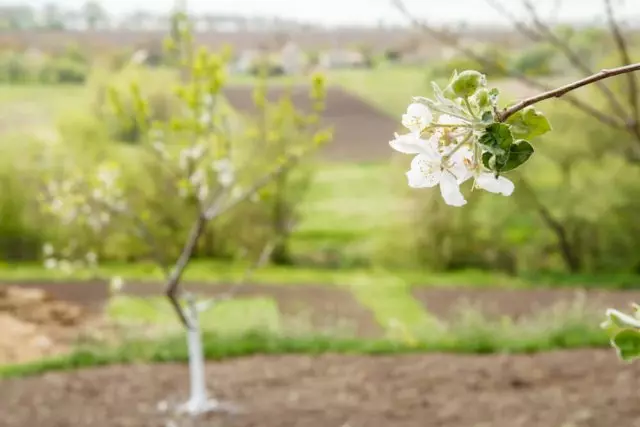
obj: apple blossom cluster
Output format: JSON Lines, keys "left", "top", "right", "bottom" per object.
{"left": 389, "top": 70, "right": 549, "bottom": 207}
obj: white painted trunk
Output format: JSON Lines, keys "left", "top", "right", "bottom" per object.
{"left": 177, "top": 298, "right": 219, "bottom": 416}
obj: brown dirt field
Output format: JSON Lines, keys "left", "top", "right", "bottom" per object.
{"left": 2, "top": 350, "right": 639, "bottom": 427}
{"left": 0, "top": 286, "right": 104, "bottom": 365}
{"left": 223, "top": 85, "right": 400, "bottom": 162}
{"left": 0, "top": 281, "right": 382, "bottom": 338}
{"left": 412, "top": 287, "right": 640, "bottom": 320}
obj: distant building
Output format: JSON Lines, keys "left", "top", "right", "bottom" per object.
{"left": 279, "top": 41, "right": 306, "bottom": 75}
{"left": 318, "top": 49, "right": 368, "bottom": 69}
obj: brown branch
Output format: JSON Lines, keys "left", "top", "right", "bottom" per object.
{"left": 497, "top": 62, "right": 640, "bottom": 122}
{"left": 390, "top": 0, "right": 627, "bottom": 131}
{"left": 204, "top": 149, "right": 308, "bottom": 220}
{"left": 482, "top": 0, "right": 543, "bottom": 42}
{"left": 522, "top": 0, "right": 629, "bottom": 119}
{"left": 165, "top": 213, "right": 207, "bottom": 329}
{"left": 604, "top": 0, "right": 640, "bottom": 130}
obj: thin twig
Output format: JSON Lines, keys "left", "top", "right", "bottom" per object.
{"left": 482, "top": 0, "right": 543, "bottom": 41}
{"left": 522, "top": 0, "right": 628, "bottom": 119}
{"left": 497, "top": 62, "right": 640, "bottom": 121}
{"left": 604, "top": 0, "right": 640, "bottom": 131}
{"left": 390, "top": 0, "right": 628, "bottom": 131}
{"left": 204, "top": 149, "right": 307, "bottom": 220}
{"left": 213, "top": 239, "right": 277, "bottom": 304}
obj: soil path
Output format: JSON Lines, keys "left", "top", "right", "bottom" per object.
{"left": 2, "top": 350, "right": 638, "bottom": 427}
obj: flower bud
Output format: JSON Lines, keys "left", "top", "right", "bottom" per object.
{"left": 451, "top": 70, "right": 486, "bottom": 98}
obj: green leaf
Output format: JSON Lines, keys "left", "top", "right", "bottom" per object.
{"left": 612, "top": 329, "right": 640, "bottom": 362}
{"left": 451, "top": 70, "right": 486, "bottom": 98}
{"left": 481, "top": 139, "right": 534, "bottom": 174}
{"left": 478, "top": 123, "right": 513, "bottom": 155}
{"left": 506, "top": 106, "right": 552, "bottom": 139}
{"left": 501, "top": 139, "right": 534, "bottom": 172}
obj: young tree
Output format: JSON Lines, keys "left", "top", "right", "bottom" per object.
{"left": 39, "top": 7, "right": 331, "bottom": 416}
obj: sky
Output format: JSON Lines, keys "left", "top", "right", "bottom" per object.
{"left": 5, "top": 0, "right": 639, "bottom": 27}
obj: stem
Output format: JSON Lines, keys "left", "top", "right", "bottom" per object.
{"left": 497, "top": 63, "right": 640, "bottom": 122}
{"left": 430, "top": 123, "right": 472, "bottom": 129}
{"left": 464, "top": 97, "right": 479, "bottom": 120}
{"left": 442, "top": 132, "right": 473, "bottom": 161}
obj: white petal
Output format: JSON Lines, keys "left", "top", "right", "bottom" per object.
{"left": 437, "top": 114, "right": 467, "bottom": 125}
{"left": 402, "top": 102, "right": 433, "bottom": 132}
{"left": 439, "top": 171, "right": 467, "bottom": 207}
{"left": 389, "top": 132, "right": 424, "bottom": 154}
{"left": 475, "top": 172, "right": 515, "bottom": 196}
{"left": 407, "top": 154, "right": 440, "bottom": 188}
{"left": 390, "top": 133, "right": 442, "bottom": 160}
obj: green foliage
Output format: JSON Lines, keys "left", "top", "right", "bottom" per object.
{"left": 506, "top": 106, "right": 552, "bottom": 140}
{"left": 31, "top": 12, "right": 330, "bottom": 269}
{"left": 601, "top": 307, "right": 640, "bottom": 362}
{"left": 508, "top": 43, "right": 558, "bottom": 77}
{"left": 0, "top": 50, "right": 88, "bottom": 84}
{"left": 612, "top": 329, "right": 640, "bottom": 361}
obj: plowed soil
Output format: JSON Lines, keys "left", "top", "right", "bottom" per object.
{"left": 412, "top": 287, "right": 640, "bottom": 320}
{"left": 2, "top": 350, "right": 639, "bottom": 427}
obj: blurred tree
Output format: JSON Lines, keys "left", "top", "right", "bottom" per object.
{"left": 42, "top": 2, "right": 65, "bottom": 30}
{"left": 82, "top": 0, "right": 108, "bottom": 30}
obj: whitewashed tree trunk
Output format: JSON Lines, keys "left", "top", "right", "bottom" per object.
{"left": 177, "top": 296, "right": 220, "bottom": 416}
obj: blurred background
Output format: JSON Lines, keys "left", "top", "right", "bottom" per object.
{"left": 0, "top": 1, "right": 640, "bottom": 426}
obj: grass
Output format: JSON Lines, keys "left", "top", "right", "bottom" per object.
{"left": 0, "top": 298, "right": 611, "bottom": 379}
{"left": 107, "top": 295, "right": 282, "bottom": 334}
{"left": 2, "top": 259, "right": 640, "bottom": 289}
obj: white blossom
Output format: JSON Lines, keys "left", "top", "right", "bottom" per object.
{"left": 392, "top": 133, "right": 470, "bottom": 207}
{"left": 43, "top": 243, "right": 54, "bottom": 257}
{"left": 212, "top": 159, "right": 234, "bottom": 188}
{"left": 44, "top": 258, "right": 57, "bottom": 270}
{"left": 402, "top": 103, "right": 432, "bottom": 134}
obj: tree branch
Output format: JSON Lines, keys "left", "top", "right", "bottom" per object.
{"left": 521, "top": 0, "right": 629, "bottom": 119}
{"left": 391, "top": 0, "right": 628, "bottom": 131}
{"left": 165, "top": 213, "right": 207, "bottom": 329}
{"left": 482, "top": 0, "right": 543, "bottom": 42}
{"left": 497, "top": 62, "right": 640, "bottom": 122}
{"left": 604, "top": 0, "right": 640, "bottom": 130}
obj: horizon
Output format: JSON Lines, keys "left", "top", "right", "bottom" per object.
{"left": 2, "top": 0, "right": 638, "bottom": 28}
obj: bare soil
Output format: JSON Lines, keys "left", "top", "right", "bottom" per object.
{"left": 0, "top": 281, "right": 383, "bottom": 340}
{"left": 223, "top": 85, "right": 400, "bottom": 162}
{"left": 412, "top": 287, "right": 640, "bottom": 320}
{"left": 2, "top": 350, "right": 639, "bottom": 427}
{"left": 0, "top": 286, "right": 100, "bottom": 365}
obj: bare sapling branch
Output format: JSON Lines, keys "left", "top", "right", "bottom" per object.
{"left": 519, "top": 0, "right": 629, "bottom": 119}
{"left": 497, "top": 63, "right": 640, "bottom": 122}
{"left": 604, "top": 0, "right": 640, "bottom": 132}
{"left": 391, "top": 0, "right": 629, "bottom": 131}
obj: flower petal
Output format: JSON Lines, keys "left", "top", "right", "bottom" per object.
{"left": 446, "top": 146, "right": 474, "bottom": 183}
{"left": 402, "top": 102, "right": 433, "bottom": 132}
{"left": 390, "top": 133, "right": 442, "bottom": 161}
{"left": 439, "top": 170, "right": 467, "bottom": 206}
{"left": 407, "top": 154, "right": 440, "bottom": 188}
{"left": 437, "top": 114, "right": 468, "bottom": 126}
{"left": 389, "top": 132, "right": 424, "bottom": 154}
{"left": 475, "top": 172, "right": 515, "bottom": 196}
